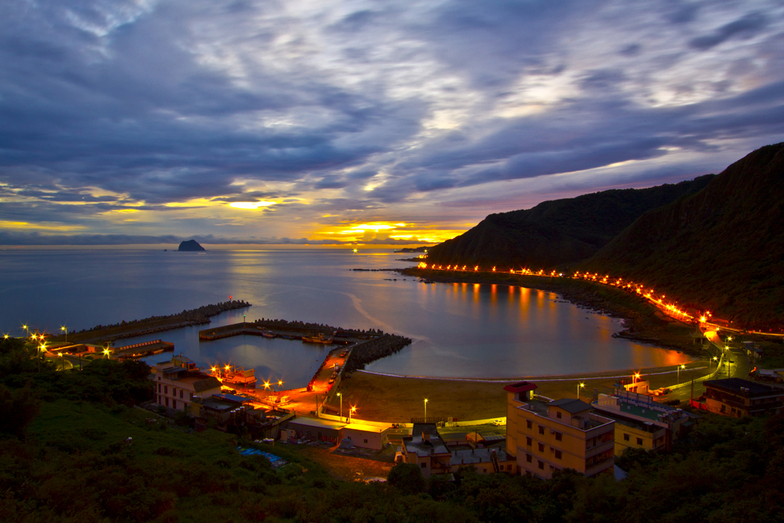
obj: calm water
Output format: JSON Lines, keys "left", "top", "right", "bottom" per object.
{"left": 0, "top": 248, "right": 690, "bottom": 386}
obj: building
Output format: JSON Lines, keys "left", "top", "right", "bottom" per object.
{"left": 151, "top": 355, "right": 222, "bottom": 411}
{"left": 505, "top": 381, "right": 615, "bottom": 479}
{"left": 703, "top": 378, "right": 784, "bottom": 417}
{"left": 401, "top": 423, "right": 515, "bottom": 478}
{"left": 593, "top": 387, "right": 689, "bottom": 456}
{"left": 342, "top": 421, "right": 391, "bottom": 450}
{"left": 402, "top": 423, "right": 456, "bottom": 479}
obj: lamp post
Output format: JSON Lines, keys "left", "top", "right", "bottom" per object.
{"left": 424, "top": 398, "right": 428, "bottom": 422}
{"left": 677, "top": 364, "right": 685, "bottom": 384}
{"left": 728, "top": 360, "right": 735, "bottom": 377}
{"left": 61, "top": 326, "right": 67, "bottom": 343}
{"left": 349, "top": 406, "right": 356, "bottom": 424}
{"left": 713, "top": 356, "right": 718, "bottom": 370}
{"left": 337, "top": 392, "right": 343, "bottom": 422}
{"left": 577, "top": 382, "right": 585, "bottom": 400}
{"left": 38, "top": 342, "right": 46, "bottom": 372}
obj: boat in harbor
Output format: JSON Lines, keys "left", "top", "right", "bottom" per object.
{"left": 210, "top": 364, "right": 257, "bottom": 388}
{"left": 256, "top": 326, "right": 276, "bottom": 338}
{"left": 302, "top": 332, "right": 333, "bottom": 344}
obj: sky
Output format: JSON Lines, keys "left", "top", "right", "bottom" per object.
{"left": 1, "top": 0, "right": 784, "bottom": 246}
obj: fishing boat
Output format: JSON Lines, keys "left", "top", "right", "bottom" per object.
{"left": 302, "top": 332, "right": 333, "bottom": 344}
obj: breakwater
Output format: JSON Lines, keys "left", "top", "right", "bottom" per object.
{"left": 62, "top": 300, "right": 252, "bottom": 343}
{"left": 342, "top": 334, "right": 413, "bottom": 375}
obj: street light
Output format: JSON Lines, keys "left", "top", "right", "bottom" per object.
{"left": 424, "top": 398, "right": 428, "bottom": 422}
{"left": 677, "top": 364, "right": 686, "bottom": 384}
{"left": 577, "top": 382, "right": 585, "bottom": 400}
{"left": 61, "top": 326, "right": 67, "bottom": 343}
{"left": 728, "top": 360, "right": 735, "bottom": 377}
{"left": 337, "top": 392, "right": 343, "bottom": 422}
{"left": 22, "top": 324, "right": 29, "bottom": 337}
{"left": 349, "top": 405, "right": 356, "bottom": 424}
{"left": 713, "top": 356, "right": 718, "bottom": 369}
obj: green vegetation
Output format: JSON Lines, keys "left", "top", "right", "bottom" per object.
{"left": 586, "top": 143, "right": 784, "bottom": 330}
{"left": 4, "top": 335, "right": 784, "bottom": 521}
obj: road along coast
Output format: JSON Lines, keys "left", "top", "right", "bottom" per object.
{"left": 335, "top": 361, "right": 715, "bottom": 423}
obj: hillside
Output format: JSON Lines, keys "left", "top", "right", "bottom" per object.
{"left": 586, "top": 143, "right": 784, "bottom": 329}
{"left": 426, "top": 176, "right": 713, "bottom": 270}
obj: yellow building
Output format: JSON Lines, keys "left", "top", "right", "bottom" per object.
{"left": 593, "top": 388, "right": 689, "bottom": 456}
{"left": 505, "top": 382, "right": 615, "bottom": 479}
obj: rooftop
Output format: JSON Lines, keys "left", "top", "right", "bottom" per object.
{"left": 550, "top": 398, "right": 591, "bottom": 414}
{"left": 503, "top": 381, "right": 538, "bottom": 394}
{"left": 404, "top": 423, "right": 450, "bottom": 456}
{"left": 450, "top": 447, "right": 508, "bottom": 467}
{"left": 704, "top": 378, "right": 784, "bottom": 396}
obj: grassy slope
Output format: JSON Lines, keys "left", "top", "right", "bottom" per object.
{"left": 586, "top": 143, "right": 784, "bottom": 329}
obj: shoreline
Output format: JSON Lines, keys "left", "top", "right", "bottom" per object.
{"left": 398, "top": 267, "right": 705, "bottom": 356}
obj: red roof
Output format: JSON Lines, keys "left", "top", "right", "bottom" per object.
{"left": 503, "top": 381, "right": 538, "bottom": 393}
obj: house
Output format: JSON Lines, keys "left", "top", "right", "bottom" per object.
{"left": 592, "top": 387, "right": 690, "bottom": 455}
{"left": 505, "top": 381, "right": 615, "bottom": 479}
{"left": 150, "top": 355, "right": 221, "bottom": 411}
{"left": 401, "top": 423, "right": 514, "bottom": 478}
{"left": 703, "top": 378, "right": 784, "bottom": 417}
{"left": 342, "top": 421, "right": 390, "bottom": 450}
{"left": 402, "top": 424, "right": 455, "bottom": 479}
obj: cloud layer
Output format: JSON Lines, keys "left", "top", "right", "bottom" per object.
{"left": 1, "top": 0, "right": 783, "bottom": 244}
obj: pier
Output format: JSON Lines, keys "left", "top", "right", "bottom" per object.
{"left": 199, "top": 321, "right": 356, "bottom": 344}
{"left": 114, "top": 339, "right": 175, "bottom": 359}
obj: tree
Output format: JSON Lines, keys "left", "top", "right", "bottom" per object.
{"left": 387, "top": 462, "right": 426, "bottom": 495}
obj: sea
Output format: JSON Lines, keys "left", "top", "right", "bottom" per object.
{"left": 0, "top": 247, "right": 692, "bottom": 388}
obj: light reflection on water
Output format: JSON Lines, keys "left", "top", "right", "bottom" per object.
{"left": 0, "top": 248, "right": 692, "bottom": 386}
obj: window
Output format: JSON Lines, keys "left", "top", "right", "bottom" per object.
{"left": 364, "top": 439, "right": 368, "bottom": 444}
{"left": 538, "top": 460, "right": 544, "bottom": 470}
{"left": 623, "top": 433, "right": 630, "bottom": 441}
{"left": 555, "top": 450, "right": 562, "bottom": 459}
{"left": 526, "top": 420, "right": 532, "bottom": 429}
{"left": 526, "top": 437, "right": 532, "bottom": 446}
{"left": 173, "top": 400, "right": 177, "bottom": 409}
{"left": 526, "top": 454, "right": 532, "bottom": 463}
{"left": 179, "top": 390, "right": 183, "bottom": 399}
{"left": 158, "top": 384, "right": 161, "bottom": 392}
{"left": 165, "top": 398, "right": 169, "bottom": 407}
{"left": 421, "top": 463, "right": 426, "bottom": 468}
{"left": 189, "top": 392, "right": 193, "bottom": 400}
{"left": 556, "top": 411, "right": 562, "bottom": 419}
{"left": 538, "top": 426, "right": 544, "bottom": 435}
{"left": 637, "top": 437, "right": 643, "bottom": 445}
{"left": 538, "top": 443, "right": 544, "bottom": 452}
{"left": 164, "top": 386, "right": 168, "bottom": 394}
{"left": 555, "top": 432, "right": 562, "bottom": 441}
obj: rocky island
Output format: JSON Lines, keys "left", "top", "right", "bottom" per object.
{"left": 178, "top": 239, "right": 206, "bottom": 252}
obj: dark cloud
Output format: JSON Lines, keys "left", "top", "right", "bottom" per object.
{"left": 1, "top": 1, "right": 783, "bottom": 243}
{"left": 619, "top": 43, "right": 642, "bottom": 57}
{"left": 689, "top": 12, "right": 768, "bottom": 50}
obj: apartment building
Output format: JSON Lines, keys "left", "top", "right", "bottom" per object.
{"left": 505, "top": 381, "right": 615, "bottom": 479}
{"left": 703, "top": 378, "right": 784, "bottom": 417}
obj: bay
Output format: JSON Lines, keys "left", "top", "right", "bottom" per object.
{"left": 0, "top": 247, "right": 691, "bottom": 387}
